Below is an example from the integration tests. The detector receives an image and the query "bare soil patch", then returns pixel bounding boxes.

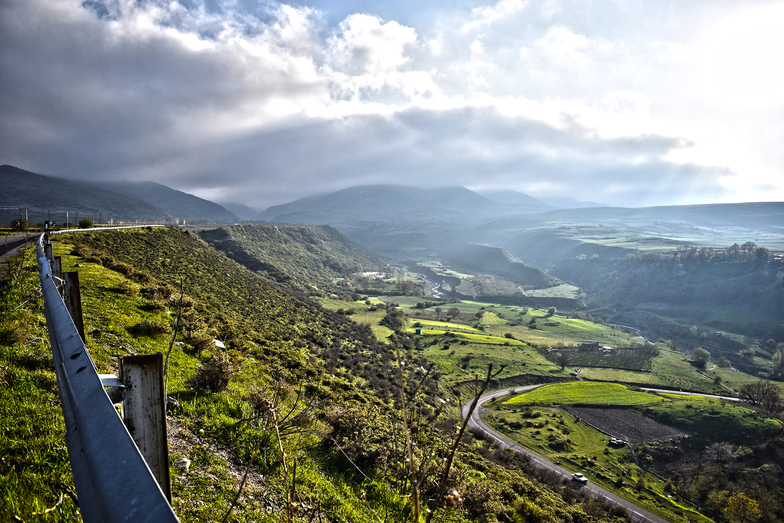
[564,406,687,444]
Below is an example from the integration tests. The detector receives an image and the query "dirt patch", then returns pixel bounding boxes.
[564,406,687,444]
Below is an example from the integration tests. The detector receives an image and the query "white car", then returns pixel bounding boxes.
[572,473,588,484]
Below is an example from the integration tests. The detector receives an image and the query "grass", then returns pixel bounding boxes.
[505,382,665,406]
[0,246,80,521]
[634,395,782,451]
[483,403,711,523]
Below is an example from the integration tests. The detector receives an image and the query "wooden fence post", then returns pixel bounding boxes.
[63,271,86,343]
[120,354,172,501]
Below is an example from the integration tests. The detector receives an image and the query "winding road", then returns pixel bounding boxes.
[462,386,672,523]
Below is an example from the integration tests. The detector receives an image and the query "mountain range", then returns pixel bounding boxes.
[0,165,238,224]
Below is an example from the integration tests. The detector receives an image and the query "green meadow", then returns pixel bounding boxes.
[505,382,664,406]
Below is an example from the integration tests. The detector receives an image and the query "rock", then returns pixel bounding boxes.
[175,457,191,471]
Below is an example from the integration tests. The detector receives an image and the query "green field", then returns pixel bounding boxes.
[484,401,710,523]
[505,382,665,406]
[321,297,765,396]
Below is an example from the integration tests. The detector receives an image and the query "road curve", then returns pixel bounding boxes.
[462,387,672,523]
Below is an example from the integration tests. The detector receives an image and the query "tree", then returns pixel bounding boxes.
[692,347,710,369]
[738,380,781,412]
[546,306,556,316]
[556,352,570,370]
[79,218,94,229]
[9,218,30,231]
[705,441,735,463]
[447,307,461,319]
[755,247,770,259]
[771,350,783,379]
[718,356,732,368]
[724,492,761,523]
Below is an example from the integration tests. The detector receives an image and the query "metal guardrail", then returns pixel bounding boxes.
[36,232,179,523]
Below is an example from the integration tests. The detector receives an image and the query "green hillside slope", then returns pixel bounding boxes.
[199,224,390,297]
[1,227,632,523]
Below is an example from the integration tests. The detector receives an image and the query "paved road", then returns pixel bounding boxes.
[1,233,36,262]
[0,233,37,267]
[462,386,672,523]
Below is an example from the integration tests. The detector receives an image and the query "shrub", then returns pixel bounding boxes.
[188,354,233,392]
[128,319,169,336]
[116,281,136,295]
[108,261,135,276]
[9,218,30,231]
[78,218,94,229]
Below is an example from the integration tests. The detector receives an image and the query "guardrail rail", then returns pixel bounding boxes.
[36,231,179,523]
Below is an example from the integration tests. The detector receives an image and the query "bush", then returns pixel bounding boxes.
[108,261,135,276]
[9,218,30,231]
[128,319,169,336]
[187,354,233,393]
[79,218,94,229]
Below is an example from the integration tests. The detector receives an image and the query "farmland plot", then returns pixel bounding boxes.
[563,406,687,444]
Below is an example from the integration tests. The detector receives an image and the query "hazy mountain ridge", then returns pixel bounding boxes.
[217,201,261,221]
[0,165,238,224]
[0,164,169,224]
[85,179,239,223]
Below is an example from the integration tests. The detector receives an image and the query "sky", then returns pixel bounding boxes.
[2,0,783,210]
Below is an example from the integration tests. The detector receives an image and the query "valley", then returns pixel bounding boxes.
[3,174,784,522]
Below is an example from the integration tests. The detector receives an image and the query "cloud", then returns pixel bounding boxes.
[174,106,729,208]
[461,0,528,33]
[326,14,417,73]
[0,0,775,211]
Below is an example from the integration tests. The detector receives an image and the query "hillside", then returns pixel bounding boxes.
[85,180,239,223]
[0,164,169,224]
[443,243,561,290]
[198,224,391,296]
[549,248,784,348]
[0,227,632,522]
[0,165,238,225]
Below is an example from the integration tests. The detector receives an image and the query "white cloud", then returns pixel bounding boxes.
[462,0,528,33]
[326,14,418,73]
